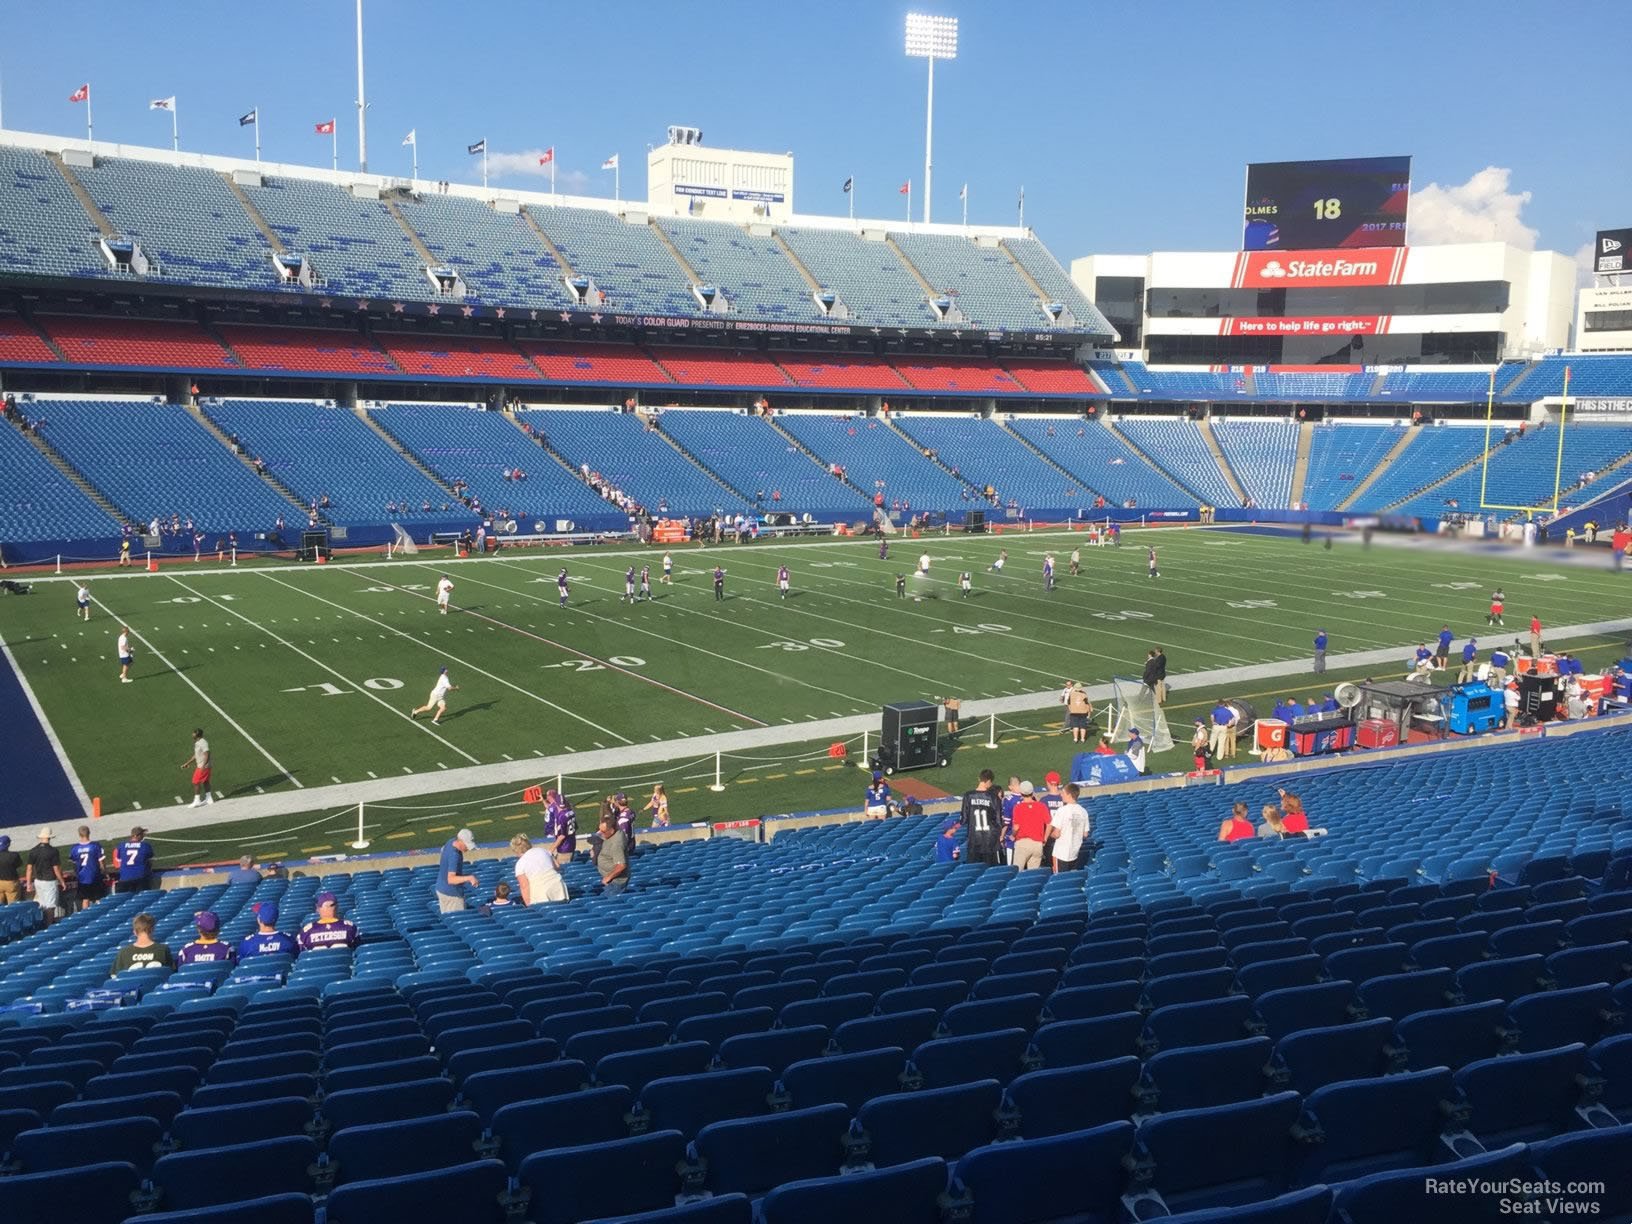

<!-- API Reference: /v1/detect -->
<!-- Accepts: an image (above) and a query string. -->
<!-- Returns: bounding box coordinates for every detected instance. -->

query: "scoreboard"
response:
[1243,156,1411,251]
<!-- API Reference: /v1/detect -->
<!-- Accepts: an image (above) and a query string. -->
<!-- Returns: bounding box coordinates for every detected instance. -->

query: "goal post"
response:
[1479,366,1571,515]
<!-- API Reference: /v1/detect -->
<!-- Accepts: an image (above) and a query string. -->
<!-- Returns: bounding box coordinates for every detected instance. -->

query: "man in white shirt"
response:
[510,833,568,905]
[117,627,134,684]
[1046,783,1091,873]
[76,584,91,622]
[435,575,454,615]
[411,666,458,724]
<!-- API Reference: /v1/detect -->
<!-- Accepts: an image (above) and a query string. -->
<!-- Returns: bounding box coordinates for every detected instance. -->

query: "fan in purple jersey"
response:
[544,790,577,864]
[297,891,359,953]
[238,901,298,960]
[176,910,237,967]
[611,792,636,850]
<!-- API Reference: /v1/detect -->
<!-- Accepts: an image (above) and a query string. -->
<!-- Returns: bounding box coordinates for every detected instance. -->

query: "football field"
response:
[1,527,1625,827]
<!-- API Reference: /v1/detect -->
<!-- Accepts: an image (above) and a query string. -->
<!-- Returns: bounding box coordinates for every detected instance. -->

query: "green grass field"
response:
[3,526,1626,863]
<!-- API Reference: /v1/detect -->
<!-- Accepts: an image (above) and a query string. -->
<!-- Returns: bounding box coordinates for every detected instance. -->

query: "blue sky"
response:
[1,1,1623,267]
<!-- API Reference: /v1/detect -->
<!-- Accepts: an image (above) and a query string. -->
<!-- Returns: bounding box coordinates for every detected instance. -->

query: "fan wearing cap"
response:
[610,793,636,852]
[113,826,155,894]
[1038,773,1066,868]
[543,790,577,866]
[25,827,66,924]
[238,901,298,960]
[1126,728,1148,775]
[176,910,237,966]
[1010,782,1052,871]
[298,891,359,952]
[864,772,892,820]
[437,830,481,913]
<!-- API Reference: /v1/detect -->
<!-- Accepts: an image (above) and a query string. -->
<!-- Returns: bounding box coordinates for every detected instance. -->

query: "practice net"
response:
[1107,675,1174,753]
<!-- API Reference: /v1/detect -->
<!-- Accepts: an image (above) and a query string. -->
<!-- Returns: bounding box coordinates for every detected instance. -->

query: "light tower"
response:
[904,12,958,226]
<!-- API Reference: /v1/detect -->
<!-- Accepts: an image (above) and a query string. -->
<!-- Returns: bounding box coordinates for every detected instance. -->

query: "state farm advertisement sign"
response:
[1231,246,1409,289]
[1221,316,1388,337]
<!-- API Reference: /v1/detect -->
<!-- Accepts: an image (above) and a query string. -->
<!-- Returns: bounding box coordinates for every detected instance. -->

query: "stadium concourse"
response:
[6,124,1632,1224]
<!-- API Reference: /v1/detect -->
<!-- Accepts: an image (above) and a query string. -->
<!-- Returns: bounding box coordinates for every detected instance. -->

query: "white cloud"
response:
[557,169,590,194]
[1573,240,1596,286]
[1408,166,1538,248]
[485,149,559,178]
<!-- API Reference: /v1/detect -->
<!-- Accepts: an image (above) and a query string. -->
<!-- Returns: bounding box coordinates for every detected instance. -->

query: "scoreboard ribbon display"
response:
[1243,156,1411,251]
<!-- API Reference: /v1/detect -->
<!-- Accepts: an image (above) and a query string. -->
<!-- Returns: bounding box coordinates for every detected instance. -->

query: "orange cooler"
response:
[1256,719,1288,751]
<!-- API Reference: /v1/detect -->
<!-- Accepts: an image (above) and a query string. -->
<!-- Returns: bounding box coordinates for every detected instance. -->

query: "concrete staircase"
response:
[648,418,754,504]
[649,220,704,285]
[1500,361,1537,397]
[17,312,68,362]
[519,210,579,279]
[1289,422,1315,507]
[764,416,874,502]
[1000,419,1107,500]
[1336,427,1420,511]
[6,416,129,524]
[222,175,287,256]
[382,198,441,270]
[883,236,941,307]
[188,403,309,513]
[1106,364,1139,396]
[773,232,825,295]
[47,154,117,240]
[1102,417,1206,501]
[353,406,464,501]
[884,415,981,496]
[503,409,605,490]
[1195,417,1247,505]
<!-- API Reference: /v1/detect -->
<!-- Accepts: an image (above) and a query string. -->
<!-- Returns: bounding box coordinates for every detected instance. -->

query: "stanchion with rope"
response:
[858,729,871,770]
[350,801,370,850]
[709,751,726,793]
[984,712,998,749]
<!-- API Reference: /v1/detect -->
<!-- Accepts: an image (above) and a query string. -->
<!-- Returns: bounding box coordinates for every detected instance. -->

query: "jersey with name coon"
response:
[112,942,175,974]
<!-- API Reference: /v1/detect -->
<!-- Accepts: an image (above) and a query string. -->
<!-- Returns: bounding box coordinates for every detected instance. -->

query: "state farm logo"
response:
[1260,260,1287,278]
[1282,256,1380,279]
[1236,245,1402,288]
[1605,237,1624,253]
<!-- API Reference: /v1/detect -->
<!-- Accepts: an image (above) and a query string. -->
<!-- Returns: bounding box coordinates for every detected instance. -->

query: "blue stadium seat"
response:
[1591,1033,1632,1123]
[1029,1013,1144,1067]
[1,1160,142,1224]
[596,1197,754,1224]
[1123,1092,1301,1215]
[151,1137,319,1211]
[50,1090,185,1129]
[908,1028,1031,1089]
[323,1159,510,1224]
[460,1059,588,1125]
[1290,1067,1456,1185]
[1357,969,1455,1018]
[445,1037,560,1086]
[1453,1043,1591,1145]
[637,1066,775,1138]
[1503,983,1617,1052]
[1548,941,1630,989]
[1527,1125,1632,1224]
[779,1047,907,1112]
[673,1007,775,1049]
[693,1103,851,1198]
[1455,954,1548,1005]
[493,1086,634,1172]
[132,1193,316,1224]
[326,1111,482,1184]
[1136,1185,1332,1224]
[596,1042,715,1094]
[851,1080,1002,1167]
[1138,1036,1272,1113]
[1392,999,1506,1071]
[1042,980,1143,1021]
[835,1009,940,1054]
[717,1025,830,1076]
[1326,1143,1531,1224]
[1141,995,1255,1054]
[563,1021,671,1066]
[10,1115,164,1175]
[1271,1018,1395,1094]
[170,1097,313,1149]
[320,1077,455,1132]
[779,993,873,1031]
[322,1055,442,1094]
[518,1130,689,1224]
[758,1156,949,1224]
[949,1121,1134,1224]
[1002,1057,1141,1138]
[1251,980,1357,1041]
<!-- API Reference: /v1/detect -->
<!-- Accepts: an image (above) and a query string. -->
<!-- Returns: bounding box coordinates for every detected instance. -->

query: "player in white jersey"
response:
[990,549,1007,574]
[76,584,91,621]
[1147,547,1159,579]
[435,575,454,614]
[624,566,637,604]
[959,572,972,598]
[1069,547,1081,576]
[918,553,931,576]
[661,552,674,584]
[411,666,458,724]
[117,627,133,684]
[556,568,570,607]
[777,565,790,598]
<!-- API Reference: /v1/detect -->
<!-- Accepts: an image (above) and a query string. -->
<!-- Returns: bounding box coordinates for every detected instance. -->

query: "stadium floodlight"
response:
[905,12,958,225]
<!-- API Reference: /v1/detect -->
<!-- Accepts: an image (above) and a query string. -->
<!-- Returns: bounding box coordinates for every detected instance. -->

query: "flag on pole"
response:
[238,109,257,126]
[842,177,853,193]
[402,129,416,146]
[538,147,554,166]
[314,119,335,134]
[899,180,911,195]
[959,183,967,200]
[466,138,485,155]
[149,97,175,111]
[601,153,619,170]
[69,84,89,103]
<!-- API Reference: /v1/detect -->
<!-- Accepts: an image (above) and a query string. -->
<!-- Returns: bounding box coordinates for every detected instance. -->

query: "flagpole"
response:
[614,161,620,202]
[1018,186,1025,229]
[254,110,261,162]
[411,140,417,187]
[906,183,912,223]
[550,159,556,198]
[482,144,488,191]
[85,85,93,143]
[331,122,338,172]
[355,0,368,172]
[848,174,854,220]
[961,185,967,228]
[170,103,178,153]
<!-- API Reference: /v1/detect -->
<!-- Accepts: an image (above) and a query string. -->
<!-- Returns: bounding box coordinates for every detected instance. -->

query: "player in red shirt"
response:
[1529,615,1543,660]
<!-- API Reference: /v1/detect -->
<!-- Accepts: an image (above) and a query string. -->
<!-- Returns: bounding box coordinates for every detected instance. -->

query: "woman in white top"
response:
[510,833,567,905]
[644,784,671,828]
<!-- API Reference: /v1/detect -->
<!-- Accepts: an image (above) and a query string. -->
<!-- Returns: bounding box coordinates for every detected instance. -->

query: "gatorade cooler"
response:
[1255,719,1288,751]
[1516,656,1534,675]
[1536,655,1559,676]
[1582,674,1613,701]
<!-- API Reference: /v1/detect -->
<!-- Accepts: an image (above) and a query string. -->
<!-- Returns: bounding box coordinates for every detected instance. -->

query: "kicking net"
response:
[1108,675,1174,753]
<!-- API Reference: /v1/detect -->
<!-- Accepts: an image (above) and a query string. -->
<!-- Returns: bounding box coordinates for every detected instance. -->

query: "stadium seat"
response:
[493,1085,634,1172]
[1527,1125,1632,1223]
[1123,1092,1302,1215]
[1327,1143,1532,1224]
[949,1121,1134,1224]
[1002,1057,1141,1138]
[908,1028,1031,1089]
[444,1037,560,1085]
[151,1137,319,1211]
[596,1042,715,1094]
[1392,999,1506,1071]
[758,1156,948,1224]
[320,1077,455,1132]
[10,1115,164,1175]
[323,1159,510,1224]
[1271,1018,1395,1094]
[50,1090,185,1129]
[170,1097,314,1149]
[563,1020,671,1066]
[851,1079,1002,1167]
[693,1103,852,1198]
[1356,969,1455,1018]
[518,1130,689,1224]
[1452,1043,1591,1146]
[1591,1033,1632,1123]
[636,1066,775,1139]
[1503,983,1617,1051]
[779,1047,907,1112]
[326,1111,483,1184]
[1138,1036,1272,1114]
[1,1160,143,1224]
[1042,980,1143,1021]
[1029,1012,1144,1068]
[717,1025,830,1076]
[835,1009,940,1054]
[1141,995,1255,1054]
[1290,1067,1456,1185]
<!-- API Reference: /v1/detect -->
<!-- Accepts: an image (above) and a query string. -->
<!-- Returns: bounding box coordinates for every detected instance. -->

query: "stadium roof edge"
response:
[0,127,1035,242]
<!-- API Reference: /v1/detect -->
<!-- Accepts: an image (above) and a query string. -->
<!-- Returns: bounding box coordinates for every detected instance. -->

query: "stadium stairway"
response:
[220,174,288,258]
[1,412,127,527]
[1195,417,1248,505]
[882,415,980,499]
[648,222,707,299]
[999,419,1106,501]
[646,413,756,505]
[1336,427,1423,512]
[188,401,311,516]
[772,231,826,300]
[517,211,580,285]
[1501,360,1539,397]
[764,415,875,504]
[1101,417,1210,502]
[883,235,944,316]
[1380,431,1501,512]
[380,197,442,272]
[10,310,67,363]
[352,403,465,504]
[1289,421,1314,507]
[46,153,118,243]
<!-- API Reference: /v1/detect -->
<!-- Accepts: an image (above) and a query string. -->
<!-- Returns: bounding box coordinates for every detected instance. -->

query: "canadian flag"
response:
[314,119,335,135]
[899,180,911,195]
[69,84,89,103]
[601,153,619,171]
[538,147,554,166]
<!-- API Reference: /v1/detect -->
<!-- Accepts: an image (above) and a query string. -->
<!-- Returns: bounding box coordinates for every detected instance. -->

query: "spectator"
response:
[1278,792,1310,834]
[298,891,359,952]
[1218,802,1255,842]
[1011,782,1051,870]
[176,910,237,966]
[1000,776,1023,865]
[70,825,105,911]
[864,771,893,819]
[225,855,262,885]
[1209,698,1236,760]
[25,828,65,924]
[111,912,175,975]
[437,830,480,913]
[1502,679,1520,728]
[487,883,515,910]
[960,768,1003,866]
[1126,727,1148,775]
[1093,735,1116,755]
[238,902,298,960]
[1529,615,1543,660]
[933,816,962,863]
[1258,805,1289,839]
[113,826,155,893]
[1064,681,1094,743]
[1141,651,1161,703]
[645,784,671,828]
[1313,629,1328,675]
[543,789,577,866]
[610,793,636,851]
[1191,719,1212,771]
[510,833,568,905]
[1047,783,1091,872]
[0,836,24,905]
[1152,647,1168,704]
[596,816,629,894]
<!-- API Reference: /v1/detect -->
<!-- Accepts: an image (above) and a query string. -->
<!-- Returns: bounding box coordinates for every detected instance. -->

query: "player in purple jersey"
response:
[777,565,790,599]
[624,566,637,604]
[237,901,298,960]
[713,565,726,601]
[611,792,636,850]
[297,891,359,953]
[640,566,652,600]
[176,911,237,966]
[1043,554,1055,593]
[556,568,570,607]
[544,790,578,865]
[879,537,889,561]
